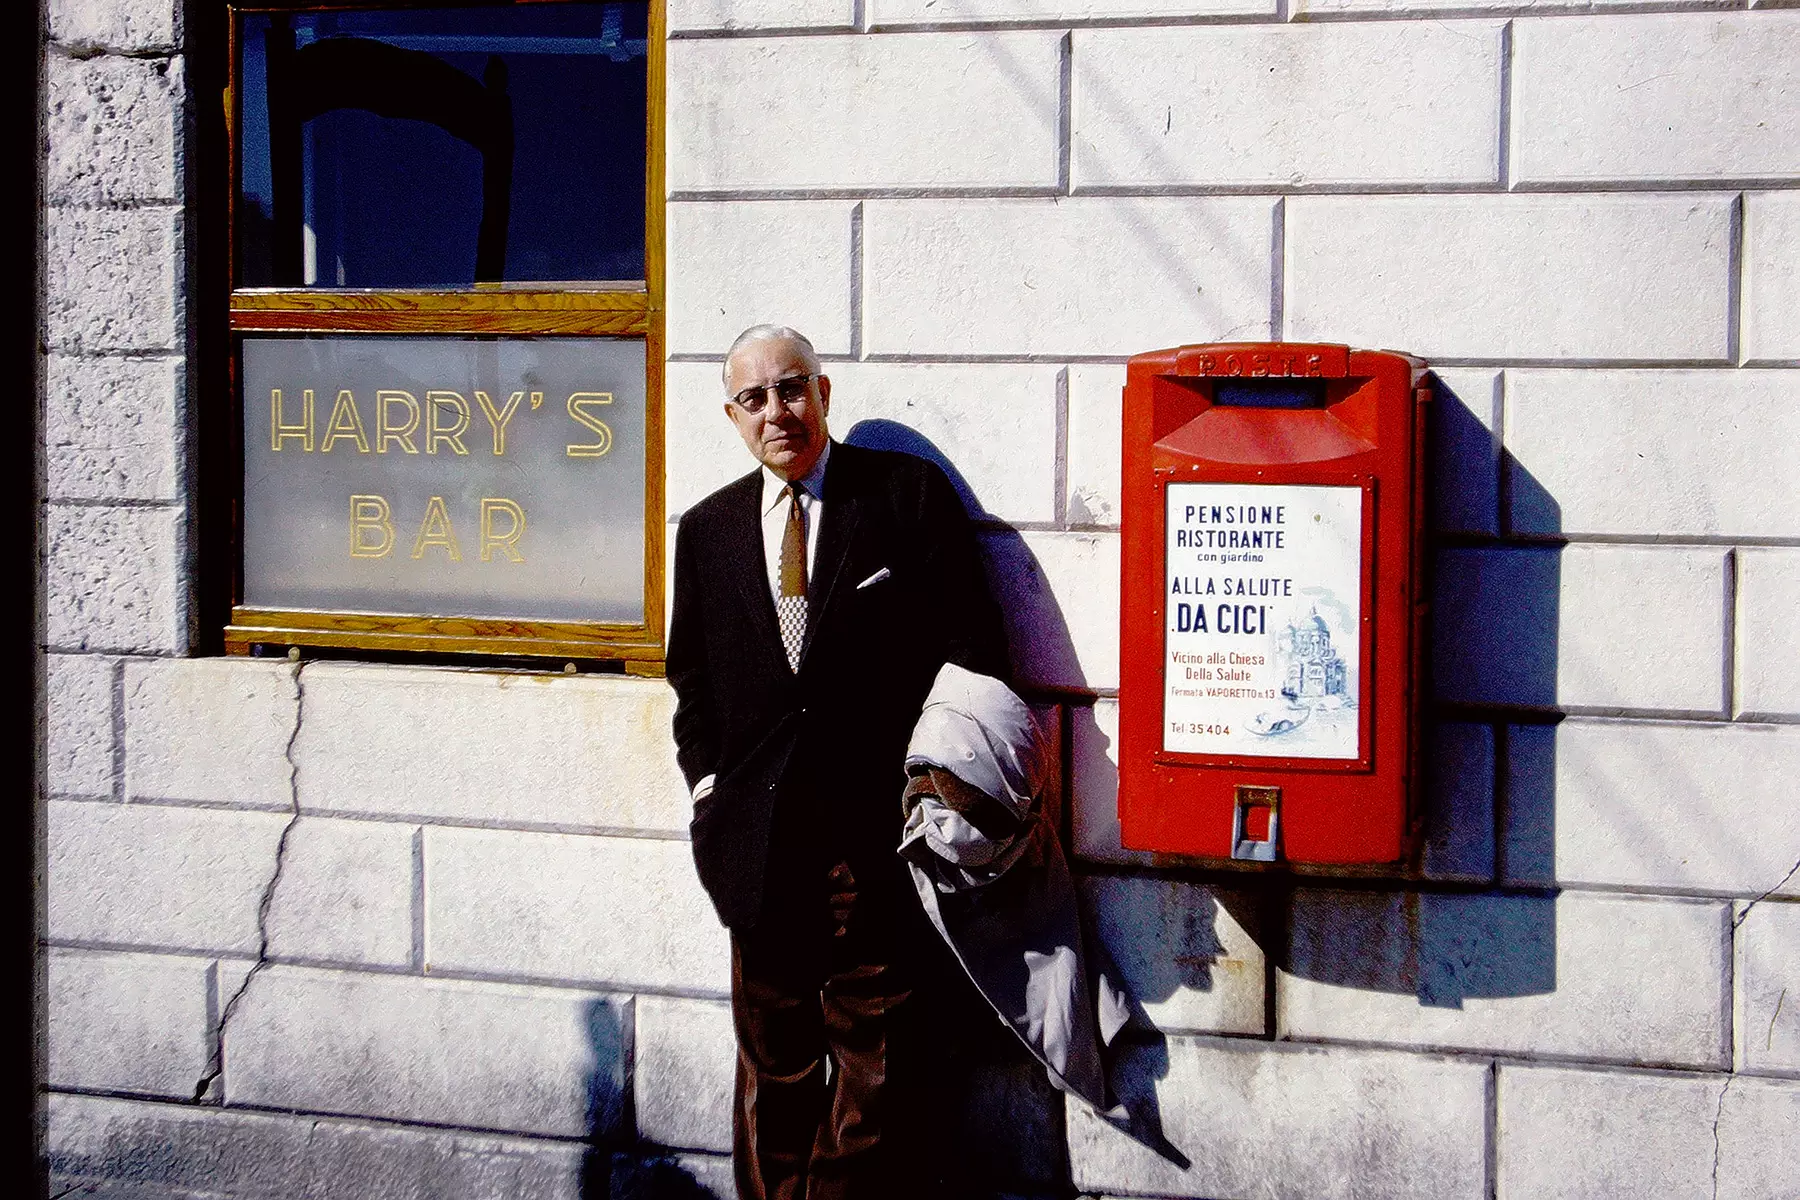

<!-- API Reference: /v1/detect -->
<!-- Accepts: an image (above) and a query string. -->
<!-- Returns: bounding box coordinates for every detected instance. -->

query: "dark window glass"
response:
[239,3,648,288]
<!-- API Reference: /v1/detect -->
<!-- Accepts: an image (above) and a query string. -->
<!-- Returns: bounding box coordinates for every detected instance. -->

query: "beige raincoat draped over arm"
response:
[898,663,1133,1112]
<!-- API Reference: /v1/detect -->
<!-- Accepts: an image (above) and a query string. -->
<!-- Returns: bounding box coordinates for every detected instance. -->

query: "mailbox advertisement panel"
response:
[1162,482,1362,760]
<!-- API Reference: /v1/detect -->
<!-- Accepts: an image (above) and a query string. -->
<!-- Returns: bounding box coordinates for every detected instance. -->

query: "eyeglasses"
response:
[731,374,815,414]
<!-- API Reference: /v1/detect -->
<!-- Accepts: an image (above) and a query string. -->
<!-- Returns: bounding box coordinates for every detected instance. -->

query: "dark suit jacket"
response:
[667,442,1008,931]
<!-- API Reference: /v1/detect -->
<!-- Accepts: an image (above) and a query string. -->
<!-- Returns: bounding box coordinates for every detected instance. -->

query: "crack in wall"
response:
[193,660,307,1102]
[1709,1071,1733,1200]
[1705,853,1800,1195]
[1733,854,1800,930]
[1705,853,1800,1194]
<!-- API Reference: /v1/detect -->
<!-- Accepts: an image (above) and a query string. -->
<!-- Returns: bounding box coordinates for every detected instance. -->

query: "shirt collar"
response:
[760,440,833,516]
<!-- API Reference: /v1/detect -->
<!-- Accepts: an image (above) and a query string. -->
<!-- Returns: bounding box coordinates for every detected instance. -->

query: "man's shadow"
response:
[846,373,1573,1172]
[844,419,1189,1193]
[574,997,638,1199]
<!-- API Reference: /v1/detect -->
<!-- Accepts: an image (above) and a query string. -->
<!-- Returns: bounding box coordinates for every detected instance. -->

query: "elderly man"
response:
[667,325,1007,1199]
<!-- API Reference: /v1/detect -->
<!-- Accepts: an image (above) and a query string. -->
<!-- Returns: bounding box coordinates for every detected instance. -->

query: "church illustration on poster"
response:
[1245,595,1358,745]
[1280,607,1350,703]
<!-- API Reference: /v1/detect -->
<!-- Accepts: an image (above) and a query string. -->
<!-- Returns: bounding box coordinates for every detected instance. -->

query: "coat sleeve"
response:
[917,461,1011,684]
[666,511,721,791]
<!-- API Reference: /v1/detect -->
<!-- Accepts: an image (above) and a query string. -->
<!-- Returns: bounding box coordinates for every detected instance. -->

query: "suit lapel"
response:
[799,444,863,669]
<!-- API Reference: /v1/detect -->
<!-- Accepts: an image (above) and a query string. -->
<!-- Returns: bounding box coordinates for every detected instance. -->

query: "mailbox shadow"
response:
[1269,371,1563,1011]
[843,419,1192,1191]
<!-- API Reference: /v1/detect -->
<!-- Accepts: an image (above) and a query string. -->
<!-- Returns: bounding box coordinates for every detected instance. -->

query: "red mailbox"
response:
[1117,343,1430,864]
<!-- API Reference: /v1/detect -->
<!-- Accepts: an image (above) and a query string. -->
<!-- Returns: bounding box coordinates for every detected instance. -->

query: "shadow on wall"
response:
[842,418,993,520]
[607,1157,720,1199]
[843,404,1567,1157]
[849,419,1189,1187]
[845,417,1102,700]
[576,996,633,1199]
[930,369,1568,1025]
[1232,373,1564,1008]
[600,388,1570,1197]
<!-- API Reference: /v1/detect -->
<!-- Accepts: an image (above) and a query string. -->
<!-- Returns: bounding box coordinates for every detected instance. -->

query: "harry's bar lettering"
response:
[425,392,471,456]
[268,387,608,458]
[348,494,394,558]
[473,389,530,455]
[377,390,420,454]
[411,495,461,560]
[322,390,369,453]
[479,499,526,562]
[271,389,314,452]
[349,493,527,564]
[565,392,614,458]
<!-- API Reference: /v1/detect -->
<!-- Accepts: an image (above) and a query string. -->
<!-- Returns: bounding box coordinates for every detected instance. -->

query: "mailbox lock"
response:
[1231,785,1281,862]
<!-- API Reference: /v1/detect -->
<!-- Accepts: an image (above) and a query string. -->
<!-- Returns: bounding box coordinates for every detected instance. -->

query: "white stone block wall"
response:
[41,1,1800,1198]
[42,0,187,665]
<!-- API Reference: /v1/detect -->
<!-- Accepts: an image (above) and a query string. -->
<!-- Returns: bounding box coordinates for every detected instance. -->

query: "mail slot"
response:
[1117,342,1430,864]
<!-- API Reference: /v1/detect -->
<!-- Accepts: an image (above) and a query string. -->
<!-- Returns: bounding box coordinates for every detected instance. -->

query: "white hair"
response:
[721,324,822,391]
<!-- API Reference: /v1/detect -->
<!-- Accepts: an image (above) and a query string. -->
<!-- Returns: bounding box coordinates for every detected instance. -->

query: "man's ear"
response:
[817,374,831,413]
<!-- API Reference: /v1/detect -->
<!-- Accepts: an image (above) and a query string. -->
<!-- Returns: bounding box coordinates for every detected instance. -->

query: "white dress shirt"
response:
[692,442,833,803]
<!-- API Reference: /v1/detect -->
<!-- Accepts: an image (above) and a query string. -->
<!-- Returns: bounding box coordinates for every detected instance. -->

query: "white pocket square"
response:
[856,567,892,590]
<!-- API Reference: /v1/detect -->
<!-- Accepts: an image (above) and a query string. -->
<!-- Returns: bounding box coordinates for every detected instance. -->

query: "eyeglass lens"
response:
[735,375,811,413]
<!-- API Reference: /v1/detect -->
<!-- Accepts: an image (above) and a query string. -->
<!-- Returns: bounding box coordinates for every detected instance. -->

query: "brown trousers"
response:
[729,856,940,1200]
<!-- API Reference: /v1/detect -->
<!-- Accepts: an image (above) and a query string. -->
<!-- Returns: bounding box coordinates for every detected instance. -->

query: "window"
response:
[218,1,665,668]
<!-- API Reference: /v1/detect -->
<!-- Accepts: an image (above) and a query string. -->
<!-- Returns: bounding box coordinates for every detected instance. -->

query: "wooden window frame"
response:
[214,0,667,671]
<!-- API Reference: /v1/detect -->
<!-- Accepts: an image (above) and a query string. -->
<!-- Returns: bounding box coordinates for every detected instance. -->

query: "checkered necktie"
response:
[777,483,808,672]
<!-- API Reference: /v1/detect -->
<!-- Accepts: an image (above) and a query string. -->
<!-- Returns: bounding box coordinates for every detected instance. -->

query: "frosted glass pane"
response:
[243,336,646,624]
